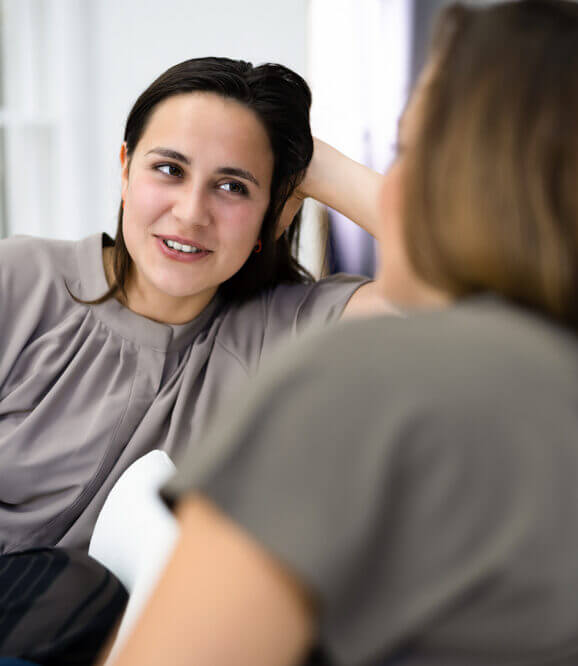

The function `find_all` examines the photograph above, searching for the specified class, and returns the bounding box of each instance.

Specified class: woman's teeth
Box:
[164,239,203,254]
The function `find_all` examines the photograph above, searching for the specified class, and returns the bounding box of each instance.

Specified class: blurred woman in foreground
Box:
[111,2,578,664]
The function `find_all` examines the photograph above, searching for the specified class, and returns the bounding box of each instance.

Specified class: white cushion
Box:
[89,450,180,662]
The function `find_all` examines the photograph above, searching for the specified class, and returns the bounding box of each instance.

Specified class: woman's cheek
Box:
[129,175,172,217]
[221,203,264,242]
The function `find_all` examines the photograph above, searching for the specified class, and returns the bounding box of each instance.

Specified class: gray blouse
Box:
[164,298,578,665]
[0,233,366,553]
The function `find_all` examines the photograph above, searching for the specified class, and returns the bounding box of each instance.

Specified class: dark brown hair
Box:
[97,57,314,306]
[403,1,578,329]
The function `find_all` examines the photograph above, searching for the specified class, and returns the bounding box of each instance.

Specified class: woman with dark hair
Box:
[0,57,385,662]
[0,57,383,555]
[111,2,578,665]
[108,57,367,308]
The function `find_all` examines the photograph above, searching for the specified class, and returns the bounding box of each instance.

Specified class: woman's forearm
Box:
[301,138,384,238]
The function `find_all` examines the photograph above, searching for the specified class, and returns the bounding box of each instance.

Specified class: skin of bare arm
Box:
[276,138,383,240]
[277,138,391,317]
[106,495,315,666]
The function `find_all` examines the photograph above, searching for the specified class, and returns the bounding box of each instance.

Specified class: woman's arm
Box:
[106,495,315,666]
[278,138,392,317]
[277,138,384,239]
[301,138,383,238]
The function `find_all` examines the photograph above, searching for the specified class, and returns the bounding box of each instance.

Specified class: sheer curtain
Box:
[0,2,6,238]
[308,0,412,277]
[0,0,93,240]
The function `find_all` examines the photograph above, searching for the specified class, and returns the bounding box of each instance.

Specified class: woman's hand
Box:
[276,138,384,239]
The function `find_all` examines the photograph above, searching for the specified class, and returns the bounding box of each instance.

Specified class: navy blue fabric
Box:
[0,548,127,665]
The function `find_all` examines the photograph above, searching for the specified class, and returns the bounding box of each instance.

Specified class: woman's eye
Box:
[156,164,183,178]
[219,181,248,196]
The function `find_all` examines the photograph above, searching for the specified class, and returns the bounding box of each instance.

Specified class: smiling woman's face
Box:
[120,92,274,324]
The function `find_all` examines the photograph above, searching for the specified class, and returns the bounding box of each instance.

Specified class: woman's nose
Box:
[172,184,210,227]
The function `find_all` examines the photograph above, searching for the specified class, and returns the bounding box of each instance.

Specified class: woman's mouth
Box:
[157,236,212,262]
[163,238,205,254]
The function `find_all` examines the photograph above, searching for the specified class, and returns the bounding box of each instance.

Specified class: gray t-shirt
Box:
[0,233,365,553]
[164,296,578,666]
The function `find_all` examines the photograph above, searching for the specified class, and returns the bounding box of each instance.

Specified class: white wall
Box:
[1,0,308,240]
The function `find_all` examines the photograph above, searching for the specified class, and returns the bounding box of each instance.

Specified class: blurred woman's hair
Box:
[403,0,578,329]
[100,57,314,306]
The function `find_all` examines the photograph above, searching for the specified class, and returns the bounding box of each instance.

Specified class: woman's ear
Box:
[120,142,129,202]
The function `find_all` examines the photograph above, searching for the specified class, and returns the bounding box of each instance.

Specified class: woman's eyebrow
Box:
[217,167,260,188]
[146,147,190,164]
